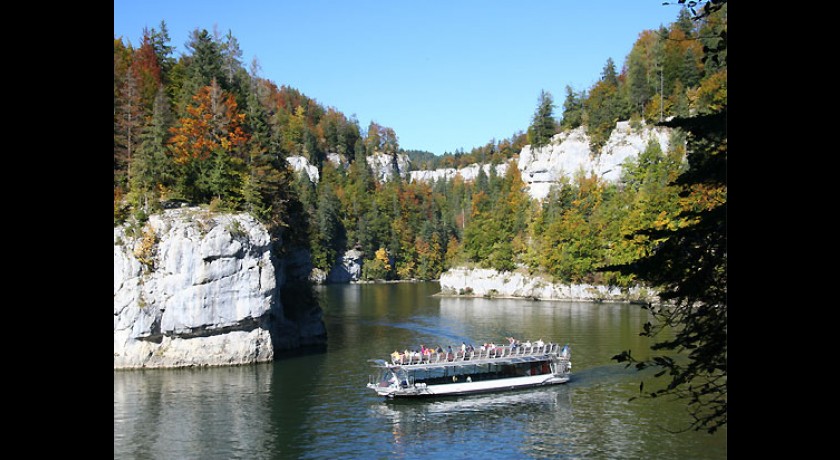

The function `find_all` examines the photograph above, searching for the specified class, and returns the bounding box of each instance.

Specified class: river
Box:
[114,281,727,459]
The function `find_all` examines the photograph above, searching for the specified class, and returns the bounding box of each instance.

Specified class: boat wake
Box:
[367,317,473,345]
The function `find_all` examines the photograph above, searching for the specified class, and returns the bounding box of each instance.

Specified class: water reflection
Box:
[116,283,726,459]
[369,386,576,459]
[114,365,275,459]
[438,297,653,370]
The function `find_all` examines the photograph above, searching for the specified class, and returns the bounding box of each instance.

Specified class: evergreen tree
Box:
[527,90,556,148]
[149,21,175,82]
[627,50,650,116]
[130,86,175,210]
[560,85,583,130]
[176,29,225,111]
[311,171,345,271]
[680,46,702,89]
[115,59,143,189]
[585,79,620,151]
[601,57,619,87]
[241,87,293,229]
[675,7,695,38]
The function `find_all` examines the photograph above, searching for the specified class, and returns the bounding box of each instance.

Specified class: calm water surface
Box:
[114,282,727,459]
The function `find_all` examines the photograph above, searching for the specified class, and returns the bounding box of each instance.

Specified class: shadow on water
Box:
[272,343,328,361]
[564,362,643,388]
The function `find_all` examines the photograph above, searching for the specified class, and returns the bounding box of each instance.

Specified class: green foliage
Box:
[585,79,620,151]
[114,4,726,302]
[608,0,727,435]
[601,57,619,87]
[362,247,393,280]
[560,86,584,130]
[527,90,557,148]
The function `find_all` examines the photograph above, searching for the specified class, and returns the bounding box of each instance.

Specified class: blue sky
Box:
[114,1,682,155]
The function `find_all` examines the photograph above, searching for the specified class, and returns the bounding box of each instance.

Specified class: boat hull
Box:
[370,374,570,398]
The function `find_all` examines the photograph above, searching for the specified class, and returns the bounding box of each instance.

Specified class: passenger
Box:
[507,336,516,347]
[461,342,467,357]
[447,345,453,360]
[523,340,532,350]
[436,345,443,354]
[535,338,545,347]
[391,350,401,363]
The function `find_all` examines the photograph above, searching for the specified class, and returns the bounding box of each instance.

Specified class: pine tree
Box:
[115,59,143,189]
[176,29,225,111]
[601,57,619,87]
[628,50,650,116]
[130,86,175,210]
[527,90,556,148]
[560,86,583,130]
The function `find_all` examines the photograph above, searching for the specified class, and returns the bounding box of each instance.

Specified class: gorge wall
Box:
[114,207,327,369]
[282,120,673,285]
[286,120,671,201]
[439,268,657,303]
[409,120,672,199]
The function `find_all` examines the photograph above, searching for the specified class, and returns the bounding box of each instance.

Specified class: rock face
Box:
[286,155,320,183]
[408,120,672,200]
[409,163,509,183]
[366,152,411,182]
[327,249,364,283]
[439,267,656,303]
[286,152,410,184]
[114,208,327,369]
[518,121,671,200]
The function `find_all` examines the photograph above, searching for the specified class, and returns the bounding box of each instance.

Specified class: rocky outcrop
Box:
[408,120,672,200]
[409,163,509,183]
[114,208,326,369]
[326,152,349,169]
[326,249,364,283]
[286,152,410,184]
[366,152,411,182]
[286,155,319,183]
[518,121,671,199]
[439,267,657,303]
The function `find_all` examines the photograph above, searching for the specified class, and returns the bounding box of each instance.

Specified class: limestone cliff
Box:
[409,120,672,200]
[439,268,657,303]
[286,152,410,184]
[114,207,326,369]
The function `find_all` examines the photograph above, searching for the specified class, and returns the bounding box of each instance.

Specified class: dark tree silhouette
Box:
[606,0,727,434]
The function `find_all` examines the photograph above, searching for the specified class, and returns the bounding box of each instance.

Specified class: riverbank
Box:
[438,267,657,303]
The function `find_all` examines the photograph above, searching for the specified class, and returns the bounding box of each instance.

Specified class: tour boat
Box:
[366,340,571,398]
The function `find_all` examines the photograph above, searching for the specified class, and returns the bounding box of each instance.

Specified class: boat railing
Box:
[386,341,562,367]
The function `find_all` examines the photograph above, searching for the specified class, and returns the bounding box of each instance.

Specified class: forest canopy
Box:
[115,4,726,284]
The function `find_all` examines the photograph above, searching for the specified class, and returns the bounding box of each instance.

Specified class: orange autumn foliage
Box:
[168,82,249,165]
